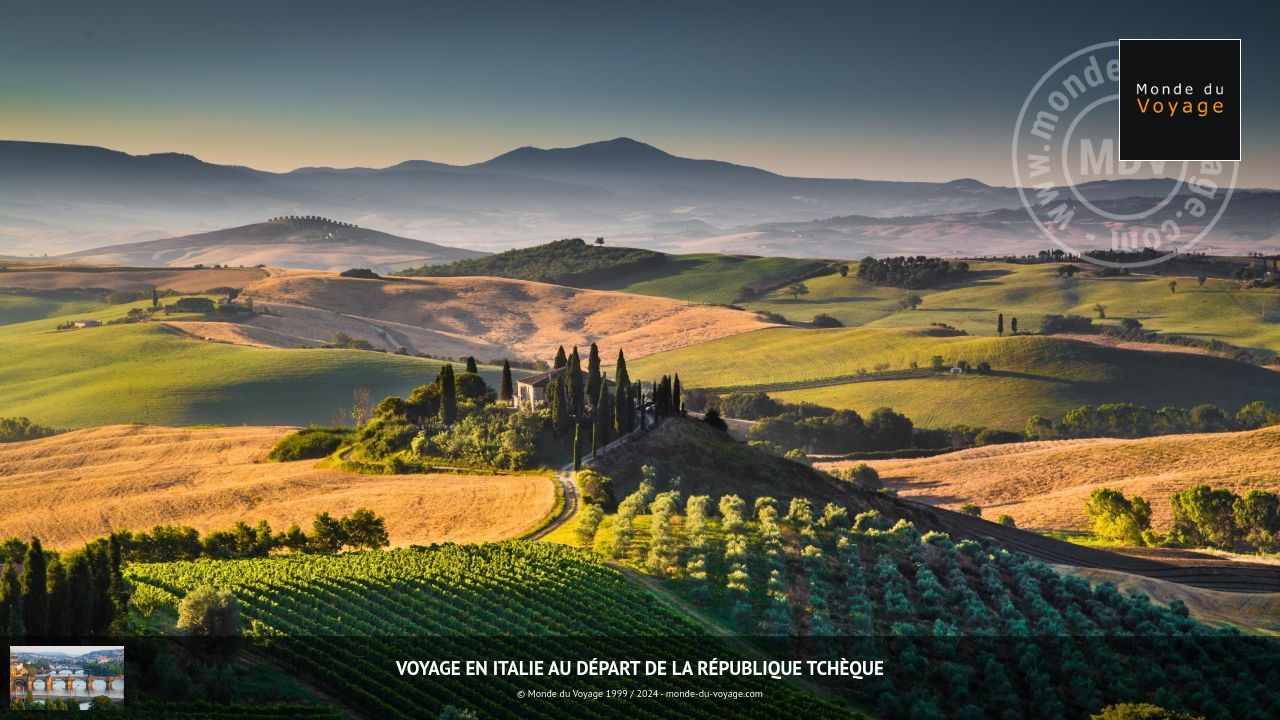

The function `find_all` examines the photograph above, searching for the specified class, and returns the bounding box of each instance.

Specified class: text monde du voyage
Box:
[1134,82,1228,118]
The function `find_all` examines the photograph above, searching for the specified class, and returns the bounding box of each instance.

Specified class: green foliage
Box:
[1085,489,1152,545]
[129,544,855,719]
[326,331,374,350]
[1039,314,1094,334]
[575,469,615,508]
[416,405,538,470]
[1169,484,1240,549]
[0,416,59,442]
[857,256,969,289]
[399,238,666,285]
[267,427,354,462]
[701,408,728,431]
[177,585,241,636]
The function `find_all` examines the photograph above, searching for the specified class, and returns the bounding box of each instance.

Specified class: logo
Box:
[1012,41,1238,268]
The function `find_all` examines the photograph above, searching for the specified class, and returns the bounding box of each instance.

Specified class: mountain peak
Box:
[479,137,672,167]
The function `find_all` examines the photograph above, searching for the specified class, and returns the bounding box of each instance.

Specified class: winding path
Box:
[525,465,578,540]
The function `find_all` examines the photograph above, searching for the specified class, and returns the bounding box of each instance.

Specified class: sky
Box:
[2,0,1278,186]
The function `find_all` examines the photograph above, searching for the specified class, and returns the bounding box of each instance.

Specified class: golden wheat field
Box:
[0,425,555,548]
[817,426,1280,531]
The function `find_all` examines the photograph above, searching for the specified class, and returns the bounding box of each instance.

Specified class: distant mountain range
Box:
[1,138,1277,260]
[60,218,485,272]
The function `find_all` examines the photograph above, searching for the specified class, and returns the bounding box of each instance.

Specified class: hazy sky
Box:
[2,0,1277,185]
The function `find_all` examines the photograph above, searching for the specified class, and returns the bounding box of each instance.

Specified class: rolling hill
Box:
[402,237,832,305]
[59,217,485,272]
[0,425,555,548]
[175,270,778,363]
[0,307,496,427]
[629,327,1280,429]
[818,425,1280,532]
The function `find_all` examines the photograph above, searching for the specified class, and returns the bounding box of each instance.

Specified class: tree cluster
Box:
[117,509,390,561]
[1026,401,1279,440]
[0,535,126,638]
[856,256,969,289]
[398,237,666,285]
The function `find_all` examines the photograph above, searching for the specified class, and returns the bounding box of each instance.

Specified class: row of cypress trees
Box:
[0,535,126,638]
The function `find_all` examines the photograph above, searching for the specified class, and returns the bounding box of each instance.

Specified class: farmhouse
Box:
[73,319,102,328]
[168,297,217,313]
[514,367,615,410]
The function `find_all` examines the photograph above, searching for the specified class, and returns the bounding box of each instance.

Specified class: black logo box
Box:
[1119,38,1241,162]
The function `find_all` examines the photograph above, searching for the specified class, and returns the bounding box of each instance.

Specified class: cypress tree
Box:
[151,287,159,308]
[586,343,602,409]
[593,372,612,453]
[1011,318,1018,334]
[67,552,92,638]
[1,565,22,636]
[499,360,514,403]
[997,313,1004,336]
[572,420,582,471]
[88,545,113,636]
[553,346,567,369]
[614,350,631,435]
[548,374,571,436]
[438,364,457,425]
[673,374,682,415]
[465,356,479,374]
[567,347,585,419]
[633,381,642,432]
[46,557,69,635]
[21,537,48,637]
[638,382,648,431]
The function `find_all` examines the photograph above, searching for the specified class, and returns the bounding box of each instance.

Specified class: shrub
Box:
[996,514,1017,527]
[267,427,353,462]
[810,313,844,328]
[838,463,882,491]
[702,408,729,432]
[1085,488,1152,545]
[957,504,982,517]
[1039,314,1094,334]
[974,428,1022,446]
[177,586,241,636]
[575,470,615,508]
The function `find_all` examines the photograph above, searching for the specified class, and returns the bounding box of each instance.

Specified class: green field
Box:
[0,307,506,428]
[126,543,859,720]
[0,293,107,324]
[586,253,830,304]
[631,327,1280,429]
[741,262,1280,352]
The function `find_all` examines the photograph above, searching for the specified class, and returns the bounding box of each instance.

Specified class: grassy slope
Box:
[0,305,500,427]
[0,294,106,324]
[631,327,1280,429]
[745,262,1280,352]
[585,253,829,304]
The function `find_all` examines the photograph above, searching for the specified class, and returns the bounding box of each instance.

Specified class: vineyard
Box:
[125,543,862,719]
[583,478,1280,720]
